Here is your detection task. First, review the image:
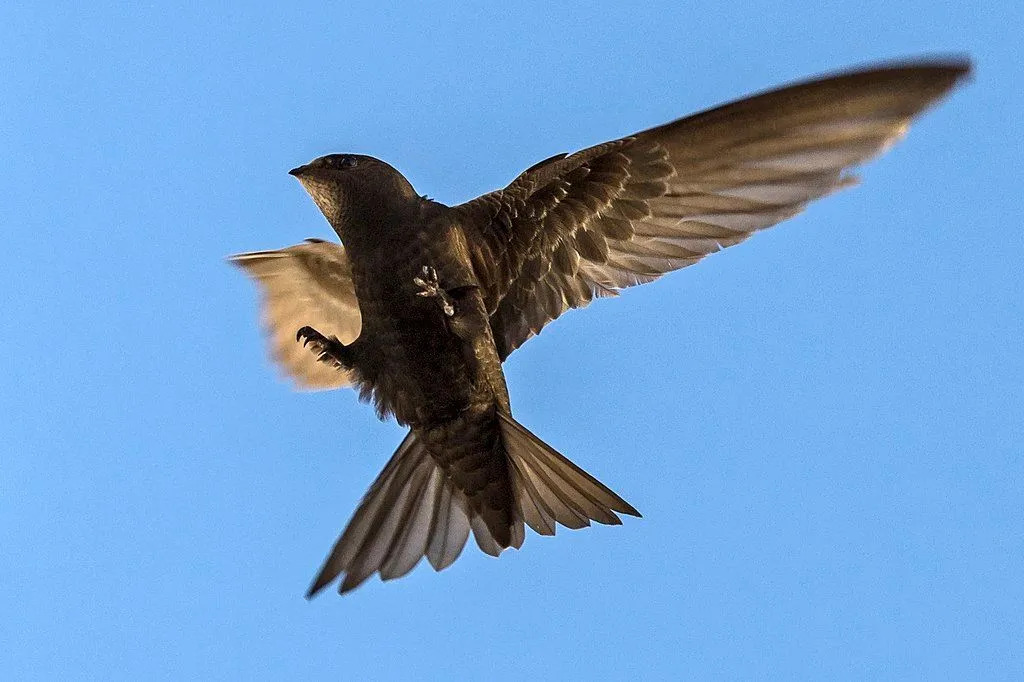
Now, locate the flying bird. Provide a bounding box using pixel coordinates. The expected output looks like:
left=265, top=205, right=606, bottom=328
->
left=231, top=59, right=970, bottom=596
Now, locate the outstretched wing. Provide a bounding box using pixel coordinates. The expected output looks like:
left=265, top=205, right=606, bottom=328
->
left=230, top=239, right=362, bottom=390
left=457, top=59, right=970, bottom=359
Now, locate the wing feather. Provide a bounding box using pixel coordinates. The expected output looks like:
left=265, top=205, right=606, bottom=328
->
left=456, top=59, right=969, bottom=358
left=229, top=240, right=362, bottom=390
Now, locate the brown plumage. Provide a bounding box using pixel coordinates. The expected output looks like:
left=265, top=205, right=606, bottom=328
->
left=230, top=58, right=970, bottom=596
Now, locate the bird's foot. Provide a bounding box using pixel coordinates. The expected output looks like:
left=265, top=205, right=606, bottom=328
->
left=413, top=265, right=455, bottom=317
left=296, top=325, right=352, bottom=370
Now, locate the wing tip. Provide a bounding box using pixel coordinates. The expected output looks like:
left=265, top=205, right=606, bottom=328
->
left=226, top=250, right=287, bottom=266
left=225, top=252, right=250, bottom=268
left=816, top=54, right=972, bottom=87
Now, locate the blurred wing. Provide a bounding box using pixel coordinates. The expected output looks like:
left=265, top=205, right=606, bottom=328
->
left=457, top=59, right=970, bottom=359
left=230, top=239, right=362, bottom=390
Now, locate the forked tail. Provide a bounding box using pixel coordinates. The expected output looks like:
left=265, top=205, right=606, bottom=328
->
left=307, top=413, right=639, bottom=596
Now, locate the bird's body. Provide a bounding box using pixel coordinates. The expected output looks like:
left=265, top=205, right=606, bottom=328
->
left=231, top=59, right=969, bottom=595
left=327, top=194, right=521, bottom=552
left=336, top=199, right=497, bottom=423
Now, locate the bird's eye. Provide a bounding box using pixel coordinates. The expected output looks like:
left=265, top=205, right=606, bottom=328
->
left=315, top=155, right=358, bottom=170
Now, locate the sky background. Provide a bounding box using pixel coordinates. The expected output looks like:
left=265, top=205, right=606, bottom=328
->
left=2, top=2, right=1021, bottom=680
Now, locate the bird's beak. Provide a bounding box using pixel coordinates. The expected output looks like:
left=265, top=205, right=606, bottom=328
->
left=288, top=165, right=308, bottom=177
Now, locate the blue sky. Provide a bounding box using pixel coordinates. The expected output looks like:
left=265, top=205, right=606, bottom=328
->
left=2, top=2, right=1021, bottom=680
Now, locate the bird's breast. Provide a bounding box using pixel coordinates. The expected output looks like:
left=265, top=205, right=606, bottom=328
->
left=343, top=224, right=497, bottom=425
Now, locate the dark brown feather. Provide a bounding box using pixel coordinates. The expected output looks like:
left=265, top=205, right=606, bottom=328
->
left=456, top=59, right=969, bottom=358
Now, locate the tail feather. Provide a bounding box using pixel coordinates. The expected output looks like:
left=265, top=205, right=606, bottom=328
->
left=338, top=456, right=431, bottom=592
left=470, top=514, right=506, bottom=557
left=424, top=479, right=471, bottom=572
left=378, top=465, right=442, bottom=580
left=499, top=414, right=641, bottom=536
left=306, top=415, right=639, bottom=597
left=307, top=433, right=472, bottom=596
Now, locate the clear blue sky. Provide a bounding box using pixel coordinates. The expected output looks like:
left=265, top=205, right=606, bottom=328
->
left=2, top=2, right=1020, bottom=680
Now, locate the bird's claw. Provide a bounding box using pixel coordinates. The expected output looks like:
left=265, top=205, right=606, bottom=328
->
left=296, top=325, right=348, bottom=369
left=414, top=265, right=455, bottom=317
left=296, top=325, right=326, bottom=346
left=413, top=265, right=440, bottom=296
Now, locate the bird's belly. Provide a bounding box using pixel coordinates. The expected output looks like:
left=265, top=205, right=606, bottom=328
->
left=354, top=294, right=481, bottom=425
left=344, top=225, right=502, bottom=426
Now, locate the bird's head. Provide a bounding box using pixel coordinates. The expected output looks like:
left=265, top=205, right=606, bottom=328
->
left=289, top=154, right=419, bottom=239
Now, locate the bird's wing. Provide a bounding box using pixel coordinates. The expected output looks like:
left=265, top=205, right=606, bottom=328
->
left=230, top=239, right=362, bottom=390
left=456, top=59, right=970, bottom=359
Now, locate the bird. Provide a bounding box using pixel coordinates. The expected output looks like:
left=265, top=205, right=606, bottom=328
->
left=230, top=58, right=970, bottom=596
